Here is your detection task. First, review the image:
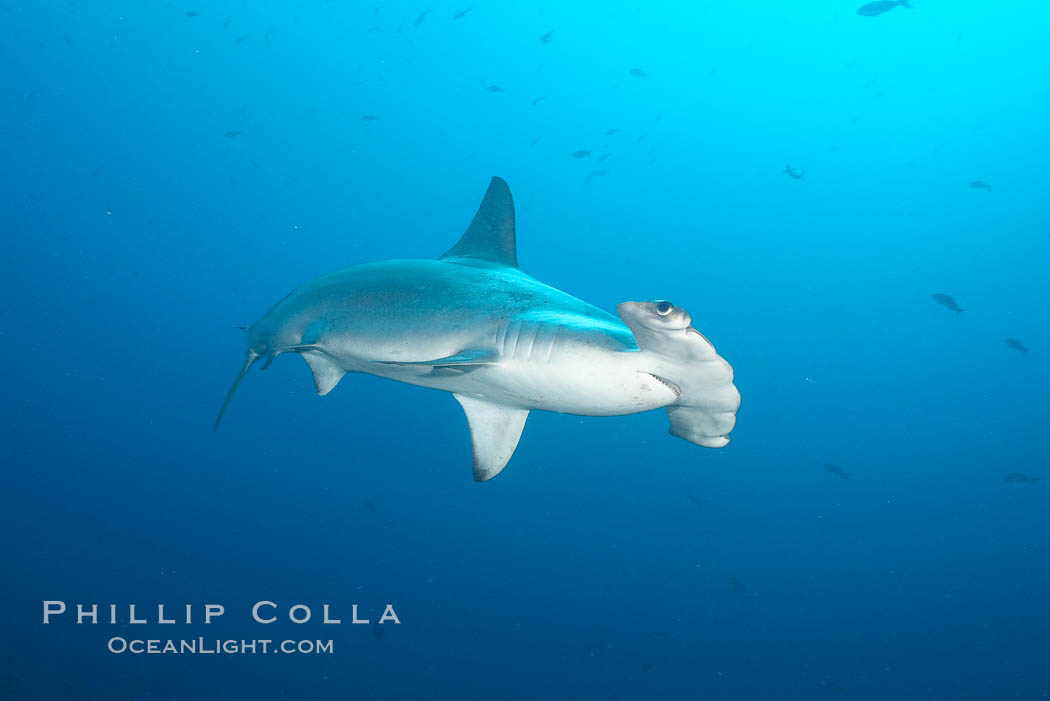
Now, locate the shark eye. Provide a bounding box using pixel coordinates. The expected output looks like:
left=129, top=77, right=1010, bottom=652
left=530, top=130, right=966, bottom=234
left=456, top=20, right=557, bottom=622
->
left=655, top=301, right=674, bottom=316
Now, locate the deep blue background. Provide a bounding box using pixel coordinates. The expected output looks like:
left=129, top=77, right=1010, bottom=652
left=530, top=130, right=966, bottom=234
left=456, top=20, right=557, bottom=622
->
left=1, top=1, right=1048, bottom=699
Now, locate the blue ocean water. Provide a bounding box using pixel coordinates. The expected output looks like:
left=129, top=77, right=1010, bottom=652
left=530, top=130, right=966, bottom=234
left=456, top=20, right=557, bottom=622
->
left=2, top=1, right=1048, bottom=698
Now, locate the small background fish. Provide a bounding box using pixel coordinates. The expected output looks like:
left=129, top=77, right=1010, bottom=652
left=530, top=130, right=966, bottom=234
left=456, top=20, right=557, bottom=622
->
left=856, top=1, right=913, bottom=17
left=1004, top=338, right=1029, bottom=355
left=931, top=293, right=964, bottom=314
left=824, top=463, right=849, bottom=479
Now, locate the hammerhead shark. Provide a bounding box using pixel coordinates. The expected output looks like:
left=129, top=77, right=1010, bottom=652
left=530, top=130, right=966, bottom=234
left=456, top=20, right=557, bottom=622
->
left=215, top=177, right=740, bottom=480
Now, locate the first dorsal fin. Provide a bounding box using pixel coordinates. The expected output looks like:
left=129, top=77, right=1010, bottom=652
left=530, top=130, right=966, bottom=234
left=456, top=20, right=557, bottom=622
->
left=440, top=176, right=518, bottom=269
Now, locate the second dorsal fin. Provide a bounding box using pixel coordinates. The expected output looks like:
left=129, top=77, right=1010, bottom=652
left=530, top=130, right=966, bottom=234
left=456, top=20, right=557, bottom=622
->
left=440, top=176, right=518, bottom=268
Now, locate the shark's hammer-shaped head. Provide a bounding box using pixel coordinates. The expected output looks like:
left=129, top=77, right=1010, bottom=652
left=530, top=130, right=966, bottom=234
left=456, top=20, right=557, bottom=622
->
left=618, top=300, right=740, bottom=448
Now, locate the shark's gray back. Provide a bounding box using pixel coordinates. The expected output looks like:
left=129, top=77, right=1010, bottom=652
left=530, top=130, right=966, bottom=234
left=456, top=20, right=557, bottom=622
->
left=246, top=176, right=633, bottom=359
left=247, top=257, right=635, bottom=363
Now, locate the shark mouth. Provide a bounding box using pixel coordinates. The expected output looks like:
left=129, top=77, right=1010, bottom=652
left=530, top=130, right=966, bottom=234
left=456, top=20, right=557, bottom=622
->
left=648, top=373, right=682, bottom=397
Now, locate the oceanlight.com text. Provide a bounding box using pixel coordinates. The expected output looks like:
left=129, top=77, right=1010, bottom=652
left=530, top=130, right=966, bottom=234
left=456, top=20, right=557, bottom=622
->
left=107, top=637, right=334, bottom=655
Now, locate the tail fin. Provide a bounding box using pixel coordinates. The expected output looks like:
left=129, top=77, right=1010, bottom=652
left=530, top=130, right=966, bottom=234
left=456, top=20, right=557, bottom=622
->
left=213, top=351, right=261, bottom=430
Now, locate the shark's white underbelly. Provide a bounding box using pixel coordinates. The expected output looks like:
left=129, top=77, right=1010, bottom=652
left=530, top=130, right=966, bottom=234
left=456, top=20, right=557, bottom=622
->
left=468, top=355, right=678, bottom=415
left=368, top=326, right=678, bottom=415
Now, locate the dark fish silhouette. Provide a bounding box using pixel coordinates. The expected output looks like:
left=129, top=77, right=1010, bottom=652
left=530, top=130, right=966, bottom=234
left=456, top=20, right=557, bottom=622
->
left=372, top=620, right=385, bottom=640
left=530, top=96, right=545, bottom=106
left=486, top=85, right=504, bottom=93
left=223, top=130, right=242, bottom=138
left=1003, top=472, right=1039, bottom=485
left=604, top=128, right=618, bottom=135
left=969, top=180, right=993, bottom=190
left=234, top=34, right=250, bottom=43
left=824, top=464, right=849, bottom=480
left=453, top=6, right=472, bottom=20
left=528, top=137, right=540, bottom=147
left=639, top=662, right=655, bottom=672
left=821, top=676, right=848, bottom=693
left=539, top=30, right=553, bottom=43
left=570, top=150, right=590, bottom=159
left=223, top=18, right=231, bottom=29
left=931, top=293, right=964, bottom=314
left=362, top=114, right=377, bottom=121
left=856, top=1, right=912, bottom=17
left=583, top=169, right=609, bottom=187
left=1004, top=338, right=1029, bottom=355
left=414, top=8, right=430, bottom=26
left=784, top=165, right=805, bottom=180
left=730, top=577, right=751, bottom=600
left=686, top=494, right=702, bottom=506
left=628, top=68, right=647, bottom=77
left=186, top=10, right=198, bottom=18
left=597, top=153, right=611, bottom=162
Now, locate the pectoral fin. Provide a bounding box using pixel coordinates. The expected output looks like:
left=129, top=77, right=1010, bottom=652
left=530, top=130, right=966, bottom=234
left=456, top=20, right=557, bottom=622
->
left=453, top=394, right=529, bottom=481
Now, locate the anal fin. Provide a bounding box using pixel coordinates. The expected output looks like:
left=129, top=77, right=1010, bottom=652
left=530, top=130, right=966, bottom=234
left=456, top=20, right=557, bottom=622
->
left=453, top=394, right=529, bottom=481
